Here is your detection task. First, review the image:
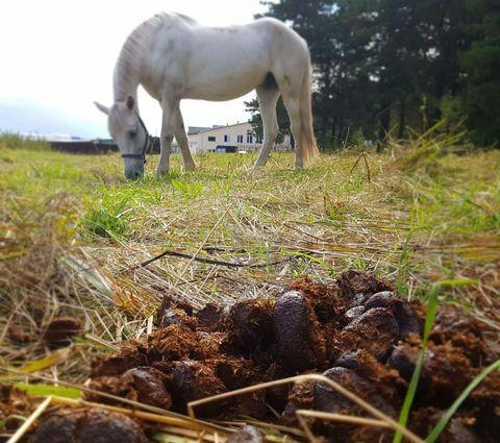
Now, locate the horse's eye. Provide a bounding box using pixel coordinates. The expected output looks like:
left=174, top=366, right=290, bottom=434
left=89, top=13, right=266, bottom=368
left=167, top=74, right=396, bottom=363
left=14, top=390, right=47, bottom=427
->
left=129, top=130, right=137, bottom=139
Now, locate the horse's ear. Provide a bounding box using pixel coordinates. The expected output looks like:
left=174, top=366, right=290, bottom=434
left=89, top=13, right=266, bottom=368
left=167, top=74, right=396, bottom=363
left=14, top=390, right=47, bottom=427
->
left=126, top=96, right=135, bottom=111
left=94, top=101, right=110, bottom=115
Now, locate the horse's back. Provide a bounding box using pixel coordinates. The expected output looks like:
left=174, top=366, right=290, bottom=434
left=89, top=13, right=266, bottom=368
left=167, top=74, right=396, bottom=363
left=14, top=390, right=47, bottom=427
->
left=150, top=13, right=308, bottom=64
left=252, top=18, right=309, bottom=51
left=136, top=13, right=311, bottom=101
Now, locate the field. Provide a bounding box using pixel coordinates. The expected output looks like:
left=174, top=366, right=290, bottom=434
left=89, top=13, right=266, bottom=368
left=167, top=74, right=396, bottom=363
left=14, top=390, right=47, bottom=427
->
left=0, top=134, right=499, bottom=442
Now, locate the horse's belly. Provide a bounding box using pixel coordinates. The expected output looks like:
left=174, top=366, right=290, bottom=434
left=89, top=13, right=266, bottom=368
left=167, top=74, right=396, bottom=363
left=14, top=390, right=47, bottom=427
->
left=185, top=76, right=262, bottom=101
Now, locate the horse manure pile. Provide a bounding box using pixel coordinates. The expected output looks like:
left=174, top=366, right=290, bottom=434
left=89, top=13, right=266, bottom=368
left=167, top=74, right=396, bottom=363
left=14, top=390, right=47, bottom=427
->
left=31, top=409, right=149, bottom=443
left=4, top=271, right=499, bottom=442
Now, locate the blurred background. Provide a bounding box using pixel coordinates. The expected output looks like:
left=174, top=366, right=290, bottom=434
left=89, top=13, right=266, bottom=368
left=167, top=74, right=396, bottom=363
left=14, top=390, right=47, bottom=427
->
left=0, top=0, right=498, bottom=148
left=0, top=0, right=266, bottom=139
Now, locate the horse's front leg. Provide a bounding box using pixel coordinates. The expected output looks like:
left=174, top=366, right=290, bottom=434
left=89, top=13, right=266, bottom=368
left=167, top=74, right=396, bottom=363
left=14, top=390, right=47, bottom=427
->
left=174, top=108, right=196, bottom=172
left=157, top=98, right=179, bottom=177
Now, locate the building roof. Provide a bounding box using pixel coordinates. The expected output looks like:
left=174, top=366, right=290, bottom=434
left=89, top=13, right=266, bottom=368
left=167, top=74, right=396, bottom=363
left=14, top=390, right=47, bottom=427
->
left=190, top=121, right=252, bottom=136
left=187, top=126, right=211, bottom=135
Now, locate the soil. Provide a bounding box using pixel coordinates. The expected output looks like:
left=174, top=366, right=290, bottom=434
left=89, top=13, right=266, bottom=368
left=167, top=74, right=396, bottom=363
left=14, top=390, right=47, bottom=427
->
left=0, top=386, right=36, bottom=435
left=3, top=271, right=499, bottom=442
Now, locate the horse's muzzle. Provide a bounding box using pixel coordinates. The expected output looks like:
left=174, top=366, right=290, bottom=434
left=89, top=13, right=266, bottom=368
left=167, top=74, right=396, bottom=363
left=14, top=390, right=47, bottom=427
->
left=124, top=162, right=144, bottom=181
left=125, top=169, right=143, bottom=180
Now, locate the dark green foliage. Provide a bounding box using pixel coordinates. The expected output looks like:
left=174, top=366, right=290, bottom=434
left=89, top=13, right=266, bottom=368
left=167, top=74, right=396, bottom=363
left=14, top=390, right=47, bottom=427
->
left=459, top=0, right=500, bottom=145
left=248, top=0, right=500, bottom=148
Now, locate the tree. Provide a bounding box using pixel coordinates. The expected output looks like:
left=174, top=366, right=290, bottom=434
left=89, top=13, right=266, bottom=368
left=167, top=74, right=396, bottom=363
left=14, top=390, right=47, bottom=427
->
left=459, top=0, right=500, bottom=145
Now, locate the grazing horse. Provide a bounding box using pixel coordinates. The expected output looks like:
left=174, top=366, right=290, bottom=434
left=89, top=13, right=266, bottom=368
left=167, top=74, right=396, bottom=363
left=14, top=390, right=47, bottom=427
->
left=95, top=12, right=319, bottom=180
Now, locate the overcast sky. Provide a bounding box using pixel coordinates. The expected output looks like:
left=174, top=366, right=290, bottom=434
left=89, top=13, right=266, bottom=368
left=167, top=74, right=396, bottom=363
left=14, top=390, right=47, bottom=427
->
left=0, top=1, right=268, bottom=138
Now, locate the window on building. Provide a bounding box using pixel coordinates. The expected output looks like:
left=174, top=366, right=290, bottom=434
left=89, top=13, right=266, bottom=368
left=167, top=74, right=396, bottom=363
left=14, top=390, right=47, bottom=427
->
left=224, top=135, right=229, bottom=143
left=208, top=136, right=216, bottom=142
left=237, top=135, right=244, bottom=143
left=246, top=130, right=253, bottom=144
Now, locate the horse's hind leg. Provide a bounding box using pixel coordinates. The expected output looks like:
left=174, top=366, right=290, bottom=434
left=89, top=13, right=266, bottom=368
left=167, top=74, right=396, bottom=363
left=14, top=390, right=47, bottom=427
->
left=274, top=68, right=306, bottom=169
left=282, top=93, right=304, bottom=169
left=254, top=85, right=280, bottom=169
left=174, top=108, right=196, bottom=172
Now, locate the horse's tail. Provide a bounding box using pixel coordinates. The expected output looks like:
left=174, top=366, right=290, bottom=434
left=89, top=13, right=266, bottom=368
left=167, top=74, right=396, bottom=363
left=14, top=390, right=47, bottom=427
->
left=299, top=60, right=319, bottom=162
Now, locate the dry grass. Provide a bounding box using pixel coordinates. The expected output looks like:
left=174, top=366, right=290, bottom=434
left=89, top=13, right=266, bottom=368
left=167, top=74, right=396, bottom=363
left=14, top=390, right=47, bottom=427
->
left=0, top=135, right=499, bottom=440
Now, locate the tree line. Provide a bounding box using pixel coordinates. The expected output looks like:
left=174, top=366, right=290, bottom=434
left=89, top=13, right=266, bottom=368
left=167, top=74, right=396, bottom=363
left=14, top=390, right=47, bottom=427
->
left=246, top=0, right=500, bottom=149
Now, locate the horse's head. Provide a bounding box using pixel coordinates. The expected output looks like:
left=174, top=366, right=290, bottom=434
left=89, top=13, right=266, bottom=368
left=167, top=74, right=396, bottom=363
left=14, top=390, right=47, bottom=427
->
left=95, top=96, right=148, bottom=180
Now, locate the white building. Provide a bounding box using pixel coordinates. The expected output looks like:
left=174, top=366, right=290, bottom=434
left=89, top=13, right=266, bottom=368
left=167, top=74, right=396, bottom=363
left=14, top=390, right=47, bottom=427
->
left=187, top=122, right=292, bottom=154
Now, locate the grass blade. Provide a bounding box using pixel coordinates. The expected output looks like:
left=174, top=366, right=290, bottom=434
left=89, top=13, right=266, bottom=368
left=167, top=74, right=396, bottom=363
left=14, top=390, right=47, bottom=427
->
left=422, top=289, right=439, bottom=346
left=425, top=359, right=500, bottom=443
left=15, top=383, right=82, bottom=399
left=393, top=287, right=439, bottom=443
left=19, top=347, right=71, bottom=374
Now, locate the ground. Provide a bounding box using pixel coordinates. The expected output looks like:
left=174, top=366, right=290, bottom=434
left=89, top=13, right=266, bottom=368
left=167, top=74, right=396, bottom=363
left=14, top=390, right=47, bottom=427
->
left=0, top=135, right=499, bottom=440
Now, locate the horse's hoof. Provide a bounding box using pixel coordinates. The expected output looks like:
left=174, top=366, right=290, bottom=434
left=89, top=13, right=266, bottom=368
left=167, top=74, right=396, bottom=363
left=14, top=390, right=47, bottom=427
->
left=157, top=170, right=169, bottom=178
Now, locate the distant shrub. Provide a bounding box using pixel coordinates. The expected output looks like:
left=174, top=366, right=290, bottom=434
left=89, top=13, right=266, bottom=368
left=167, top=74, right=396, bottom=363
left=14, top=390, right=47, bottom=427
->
left=0, top=133, right=52, bottom=151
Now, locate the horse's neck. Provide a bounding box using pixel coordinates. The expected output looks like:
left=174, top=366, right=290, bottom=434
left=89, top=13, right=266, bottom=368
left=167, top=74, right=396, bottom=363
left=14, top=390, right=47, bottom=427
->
left=113, top=16, right=161, bottom=103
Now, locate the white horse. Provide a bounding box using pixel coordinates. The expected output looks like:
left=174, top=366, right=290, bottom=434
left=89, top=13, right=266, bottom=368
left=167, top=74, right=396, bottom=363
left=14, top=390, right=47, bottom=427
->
left=95, top=12, right=319, bottom=180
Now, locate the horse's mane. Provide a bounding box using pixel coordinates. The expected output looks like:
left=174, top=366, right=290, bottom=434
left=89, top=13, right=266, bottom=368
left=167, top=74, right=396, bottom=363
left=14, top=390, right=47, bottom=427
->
left=114, top=12, right=197, bottom=101
left=170, top=12, right=198, bottom=25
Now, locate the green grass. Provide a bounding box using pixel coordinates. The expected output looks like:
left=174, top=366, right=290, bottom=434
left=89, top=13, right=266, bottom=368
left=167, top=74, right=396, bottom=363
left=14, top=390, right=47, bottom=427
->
left=83, top=197, right=132, bottom=240
left=1, top=135, right=498, bottom=273
left=394, top=287, right=440, bottom=443
left=1, top=134, right=498, bottom=308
